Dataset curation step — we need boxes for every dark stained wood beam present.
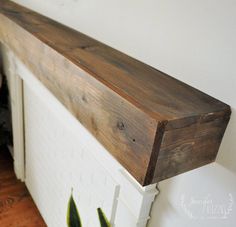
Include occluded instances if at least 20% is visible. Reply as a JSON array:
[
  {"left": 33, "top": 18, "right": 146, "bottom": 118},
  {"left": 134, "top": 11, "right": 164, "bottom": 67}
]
[{"left": 0, "top": 0, "right": 231, "bottom": 186}]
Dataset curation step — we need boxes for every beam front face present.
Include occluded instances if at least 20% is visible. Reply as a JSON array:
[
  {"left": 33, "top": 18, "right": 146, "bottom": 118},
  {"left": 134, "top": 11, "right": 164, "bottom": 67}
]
[{"left": 0, "top": 0, "right": 230, "bottom": 186}]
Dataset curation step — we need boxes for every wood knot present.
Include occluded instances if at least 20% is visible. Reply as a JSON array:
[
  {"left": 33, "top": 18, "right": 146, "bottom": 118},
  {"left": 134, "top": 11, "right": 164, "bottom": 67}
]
[
  {"left": 81, "top": 94, "right": 88, "bottom": 103},
  {"left": 117, "top": 121, "right": 125, "bottom": 130},
  {"left": 80, "top": 45, "right": 97, "bottom": 51}
]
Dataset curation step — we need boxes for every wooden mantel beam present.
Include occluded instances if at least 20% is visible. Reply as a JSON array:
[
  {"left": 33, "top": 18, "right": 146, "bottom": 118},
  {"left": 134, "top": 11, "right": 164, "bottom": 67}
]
[{"left": 0, "top": 0, "right": 231, "bottom": 186}]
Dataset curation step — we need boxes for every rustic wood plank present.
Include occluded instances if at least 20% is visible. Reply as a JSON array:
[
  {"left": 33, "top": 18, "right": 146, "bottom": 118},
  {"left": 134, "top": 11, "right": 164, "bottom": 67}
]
[{"left": 0, "top": 0, "right": 231, "bottom": 185}]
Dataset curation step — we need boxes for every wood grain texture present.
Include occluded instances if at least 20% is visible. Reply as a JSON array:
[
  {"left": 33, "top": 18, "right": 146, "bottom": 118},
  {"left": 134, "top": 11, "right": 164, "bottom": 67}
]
[
  {"left": 153, "top": 110, "right": 231, "bottom": 182},
  {"left": 0, "top": 147, "right": 46, "bottom": 226},
  {"left": 0, "top": 0, "right": 231, "bottom": 185}
]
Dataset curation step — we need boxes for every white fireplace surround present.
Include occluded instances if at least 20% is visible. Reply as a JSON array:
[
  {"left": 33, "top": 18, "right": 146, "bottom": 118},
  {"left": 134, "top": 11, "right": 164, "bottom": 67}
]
[{"left": 2, "top": 45, "right": 158, "bottom": 227}]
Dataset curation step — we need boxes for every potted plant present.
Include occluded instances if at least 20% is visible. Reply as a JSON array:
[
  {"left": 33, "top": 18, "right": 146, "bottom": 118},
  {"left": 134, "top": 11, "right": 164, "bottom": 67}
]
[{"left": 67, "top": 190, "right": 111, "bottom": 227}]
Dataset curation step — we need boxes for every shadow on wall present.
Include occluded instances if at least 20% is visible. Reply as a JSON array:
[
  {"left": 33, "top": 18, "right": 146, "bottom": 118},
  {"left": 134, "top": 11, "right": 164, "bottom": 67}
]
[{"left": 217, "top": 107, "right": 236, "bottom": 174}]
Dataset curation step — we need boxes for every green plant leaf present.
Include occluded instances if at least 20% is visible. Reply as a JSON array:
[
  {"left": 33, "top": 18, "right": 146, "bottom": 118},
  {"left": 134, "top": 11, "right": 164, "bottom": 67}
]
[
  {"left": 67, "top": 190, "right": 82, "bottom": 227},
  {"left": 97, "top": 208, "right": 111, "bottom": 227}
]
